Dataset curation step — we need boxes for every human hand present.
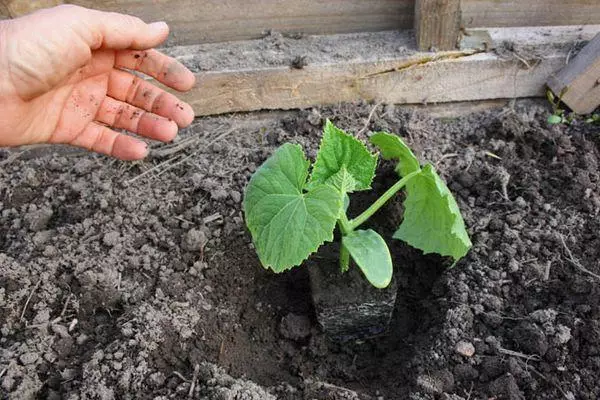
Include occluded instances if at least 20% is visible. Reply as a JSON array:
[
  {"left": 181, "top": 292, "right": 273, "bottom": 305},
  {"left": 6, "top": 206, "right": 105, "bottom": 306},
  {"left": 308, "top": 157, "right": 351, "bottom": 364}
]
[{"left": 0, "top": 5, "right": 196, "bottom": 160}]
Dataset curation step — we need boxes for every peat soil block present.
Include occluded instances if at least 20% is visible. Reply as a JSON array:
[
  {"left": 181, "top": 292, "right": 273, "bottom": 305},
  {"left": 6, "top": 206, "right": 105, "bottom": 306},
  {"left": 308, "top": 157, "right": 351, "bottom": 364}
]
[
  {"left": 1, "top": 100, "right": 599, "bottom": 399},
  {"left": 308, "top": 249, "right": 398, "bottom": 341}
]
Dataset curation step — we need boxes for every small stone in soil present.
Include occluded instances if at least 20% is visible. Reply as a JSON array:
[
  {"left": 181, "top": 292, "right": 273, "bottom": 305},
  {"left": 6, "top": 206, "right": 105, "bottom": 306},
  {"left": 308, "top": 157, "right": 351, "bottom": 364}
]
[
  {"left": 279, "top": 313, "right": 312, "bottom": 341},
  {"left": 455, "top": 341, "right": 475, "bottom": 357}
]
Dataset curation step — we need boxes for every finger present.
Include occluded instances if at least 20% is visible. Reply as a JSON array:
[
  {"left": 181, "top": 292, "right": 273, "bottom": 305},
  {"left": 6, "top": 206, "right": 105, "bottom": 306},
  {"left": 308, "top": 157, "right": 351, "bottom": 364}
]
[
  {"left": 107, "top": 69, "right": 194, "bottom": 128},
  {"left": 96, "top": 96, "right": 178, "bottom": 142},
  {"left": 70, "top": 121, "right": 149, "bottom": 161},
  {"left": 56, "top": 5, "right": 170, "bottom": 50},
  {"left": 115, "top": 49, "right": 196, "bottom": 92}
]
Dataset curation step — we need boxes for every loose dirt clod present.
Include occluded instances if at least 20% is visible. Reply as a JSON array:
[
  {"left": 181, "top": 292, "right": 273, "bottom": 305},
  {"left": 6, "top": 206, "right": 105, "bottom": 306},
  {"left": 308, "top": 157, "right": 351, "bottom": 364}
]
[{"left": 182, "top": 229, "right": 207, "bottom": 252}]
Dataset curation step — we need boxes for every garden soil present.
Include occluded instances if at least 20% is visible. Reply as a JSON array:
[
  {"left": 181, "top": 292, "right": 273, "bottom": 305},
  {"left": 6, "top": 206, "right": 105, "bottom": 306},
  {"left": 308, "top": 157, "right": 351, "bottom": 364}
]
[{"left": 1, "top": 99, "right": 599, "bottom": 400}]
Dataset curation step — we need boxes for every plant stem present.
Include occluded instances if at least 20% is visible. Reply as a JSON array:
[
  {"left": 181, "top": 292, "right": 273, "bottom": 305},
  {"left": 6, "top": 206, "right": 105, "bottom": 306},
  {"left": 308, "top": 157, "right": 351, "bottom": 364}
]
[
  {"left": 339, "top": 244, "right": 350, "bottom": 272},
  {"left": 337, "top": 213, "right": 352, "bottom": 271},
  {"left": 349, "top": 170, "right": 420, "bottom": 230},
  {"left": 338, "top": 213, "right": 352, "bottom": 235}
]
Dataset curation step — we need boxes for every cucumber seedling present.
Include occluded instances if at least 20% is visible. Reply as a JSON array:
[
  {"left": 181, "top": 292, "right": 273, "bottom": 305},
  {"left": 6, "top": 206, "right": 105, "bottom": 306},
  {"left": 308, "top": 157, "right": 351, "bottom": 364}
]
[{"left": 243, "top": 120, "right": 472, "bottom": 288}]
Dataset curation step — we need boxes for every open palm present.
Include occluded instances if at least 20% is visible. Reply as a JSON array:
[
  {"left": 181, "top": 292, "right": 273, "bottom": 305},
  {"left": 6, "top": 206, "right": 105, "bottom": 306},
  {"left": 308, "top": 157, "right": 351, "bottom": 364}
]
[{"left": 0, "top": 5, "right": 196, "bottom": 160}]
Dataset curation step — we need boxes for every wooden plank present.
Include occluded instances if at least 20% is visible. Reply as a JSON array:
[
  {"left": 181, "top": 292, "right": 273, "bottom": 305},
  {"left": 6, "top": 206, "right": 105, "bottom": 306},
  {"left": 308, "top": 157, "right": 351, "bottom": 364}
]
[
  {"left": 156, "top": 26, "right": 600, "bottom": 116},
  {"left": 0, "top": 1, "right": 10, "bottom": 19},
  {"left": 415, "top": 0, "right": 462, "bottom": 51},
  {"left": 70, "top": 0, "right": 414, "bottom": 46},
  {"left": 547, "top": 33, "right": 600, "bottom": 114},
  {"left": 463, "top": 0, "right": 600, "bottom": 28},
  {"left": 0, "top": 0, "right": 62, "bottom": 17},
  {"left": 3, "top": 0, "right": 600, "bottom": 44}
]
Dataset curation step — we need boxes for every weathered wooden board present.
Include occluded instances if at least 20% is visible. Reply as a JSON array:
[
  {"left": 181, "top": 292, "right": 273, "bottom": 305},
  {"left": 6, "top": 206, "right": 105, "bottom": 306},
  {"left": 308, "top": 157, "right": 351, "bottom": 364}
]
[
  {"left": 462, "top": 0, "right": 600, "bottom": 28},
  {"left": 547, "top": 33, "right": 600, "bottom": 114},
  {"left": 0, "top": 0, "right": 414, "bottom": 45},
  {"left": 159, "top": 26, "right": 600, "bottom": 116},
  {"left": 0, "top": 0, "right": 62, "bottom": 17},
  {"left": 2, "top": 1, "right": 599, "bottom": 45},
  {"left": 415, "top": 0, "right": 462, "bottom": 50},
  {"left": 179, "top": 53, "right": 558, "bottom": 116}
]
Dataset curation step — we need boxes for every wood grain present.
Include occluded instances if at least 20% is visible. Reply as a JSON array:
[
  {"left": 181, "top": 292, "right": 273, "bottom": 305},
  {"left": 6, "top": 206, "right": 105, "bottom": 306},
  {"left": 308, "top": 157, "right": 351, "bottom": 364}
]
[
  {"left": 415, "top": 0, "right": 462, "bottom": 50},
  {"left": 463, "top": 0, "right": 600, "bottom": 28},
  {"left": 71, "top": 0, "right": 414, "bottom": 46},
  {"left": 1, "top": 0, "right": 63, "bottom": 17},
  {"left": 547, "top": 33, "right": 600, "bottom": 114},
  {"left": 2, "top": 1, "right": 599, "bottom": 44}
]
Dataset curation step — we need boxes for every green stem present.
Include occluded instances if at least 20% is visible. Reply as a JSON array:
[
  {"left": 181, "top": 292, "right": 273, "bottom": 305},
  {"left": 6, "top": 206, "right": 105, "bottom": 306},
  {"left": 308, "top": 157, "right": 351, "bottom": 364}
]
[
  {"left": 338, "top": 213, "right": 352, "bottom": 271},
  {"left": 339, "top": 244, "right": 350, "bottom": 272},
  {"left": 338, "top": 213, "right": 352, "bottom": 235},
  {"left": 349, "top": 170, "right": 420, "bottom": 230}
]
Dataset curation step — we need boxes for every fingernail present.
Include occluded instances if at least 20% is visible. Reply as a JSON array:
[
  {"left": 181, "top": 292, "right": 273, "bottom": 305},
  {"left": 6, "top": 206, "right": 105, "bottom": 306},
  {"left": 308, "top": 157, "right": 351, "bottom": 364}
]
[{"left": 148, "top": 21, "right": 169, "bottom": 35}]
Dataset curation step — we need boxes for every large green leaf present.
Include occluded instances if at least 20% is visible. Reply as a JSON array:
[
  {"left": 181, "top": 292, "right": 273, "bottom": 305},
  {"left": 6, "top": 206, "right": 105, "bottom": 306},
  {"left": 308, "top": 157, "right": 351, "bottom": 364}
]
[
  {"left": 342, "top": 229, "right": 393, "bottom": 288},
  {"left": 244, "top": 144, "right": 342, "bottom": 272},
  {"left": 394, "top": 164, "right": 472, "bottom": 262},
  {"left": 370, "top": 132, "right": 420, "bottom": 177},
  {"left": 309, "top": 120, "right": 377, "bottom": 192}
]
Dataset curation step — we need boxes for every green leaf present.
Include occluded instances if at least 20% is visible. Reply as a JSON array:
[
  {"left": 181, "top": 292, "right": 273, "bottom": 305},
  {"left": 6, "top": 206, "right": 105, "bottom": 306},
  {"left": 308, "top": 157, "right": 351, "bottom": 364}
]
[
  {"left": 370, "top": 132, "right": 420, "bottom": 177},
  {"left": 394, "top": 164, "right": 472, "bottom": 262},
  {"left": 547, "top": 114, "right": 562, "bottom": 125},
  {"left": 309, "top": 120, "right": 377, "bottom": 192},
  {"left": 244, "top": 144, "right": 342, "bottom": 272},
  {"left": 342, "top": 229, "right": 393, "bottom": 288},
  {"left": 326, "top": 166, "right": 358, "bottom": 193}
]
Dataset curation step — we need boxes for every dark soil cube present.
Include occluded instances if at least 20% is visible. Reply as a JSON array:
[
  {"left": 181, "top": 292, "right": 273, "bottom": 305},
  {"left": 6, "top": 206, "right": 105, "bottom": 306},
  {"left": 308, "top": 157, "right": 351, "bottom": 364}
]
[{"left": 308, "top": 258, "right": 397, "bottom": 341}]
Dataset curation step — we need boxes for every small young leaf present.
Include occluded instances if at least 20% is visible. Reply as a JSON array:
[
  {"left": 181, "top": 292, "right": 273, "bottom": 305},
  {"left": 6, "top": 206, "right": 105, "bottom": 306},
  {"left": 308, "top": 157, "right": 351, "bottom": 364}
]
[
  {"left": 327, "top": 166, "right": 359, "bottom": 193},
  {"left": 244, "top": 144, "right": 342, "bottom": 272},
  {"left": 547, "top": 114, "right": 562, "bottom": 125},
  {"left": 394, "top": 164, "right": 472, "bottom": 262},
  {"left": 342, "top": 229, "right": 393, "bottom": 288},
  {"left": 309, "top": 120, "right": 377, "bottom": 192},
  {"left": 370, "top": 132, "right": 420, "bottom": 177}
]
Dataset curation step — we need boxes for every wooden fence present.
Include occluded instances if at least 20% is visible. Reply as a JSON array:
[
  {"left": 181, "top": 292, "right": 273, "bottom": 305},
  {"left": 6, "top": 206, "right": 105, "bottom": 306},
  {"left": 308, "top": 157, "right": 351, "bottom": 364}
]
[
  {"left": 2, "top": 0, "right": 599, "bottom": 46},
  {"left": 1, "top": 0, "right": 599, "bottom": 115}
]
